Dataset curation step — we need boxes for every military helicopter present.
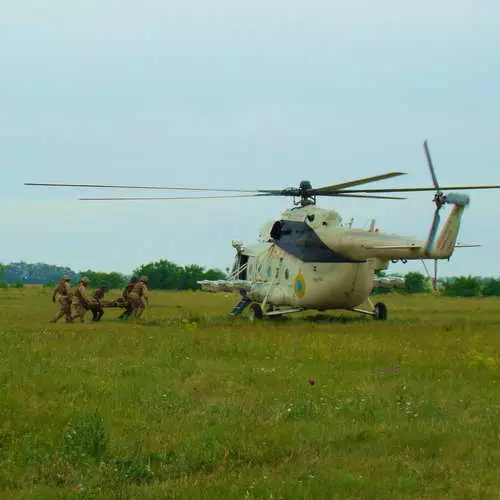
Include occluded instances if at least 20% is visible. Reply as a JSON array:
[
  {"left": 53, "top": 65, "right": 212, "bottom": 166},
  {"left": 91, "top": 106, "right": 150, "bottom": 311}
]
[{"left": 25, "top": 141, "right": 500, "bottom": 321}]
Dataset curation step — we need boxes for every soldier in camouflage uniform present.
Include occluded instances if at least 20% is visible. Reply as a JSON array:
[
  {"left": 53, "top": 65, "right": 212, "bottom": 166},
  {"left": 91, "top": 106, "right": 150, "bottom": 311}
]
[
  {"left": 118, "top": 276, "right": 137, "bottom": 320},
  {"left": 72, "top": 277, "right": 91, "bottom": 323},
  {"left": 50, "top": 275, "right": 74, "bottom": 323},
  {"left": 128, "top": 275, "right": 149, "bottom": 318},
  {"left": 89, "top": 285, "right": 109, "bottom": 322}
]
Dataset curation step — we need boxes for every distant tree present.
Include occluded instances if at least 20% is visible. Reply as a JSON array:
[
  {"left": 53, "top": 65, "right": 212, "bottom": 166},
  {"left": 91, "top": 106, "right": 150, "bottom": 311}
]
[
  {"left": 0, "top": 264, "right": 4, "bottom": 279},
  {"left": 79, "top": 270, "right": 126, "bottom": 289},
  {"left": 404, "top": 272, "right": 428, "bottom": 294},
  {"left": 444, "top": 276, "right": 481, "bottom": 297},
  {"left": 481, "top": 278, "right": 500, "bottom": 297},
  {"left": 180, "top": 264, "right": 206, "bottom": 290},
  {"left": 202, "top": 268, "right": 226, "bottom": 281},
  {"left": 134, "top": 259, "right": 226, "bottom": 290},
  {"left": 3, "top": 262, "right": 78, "bottom": 285},
  {"left": 134, "top": 260, "right": 184, "bottom": 290}
]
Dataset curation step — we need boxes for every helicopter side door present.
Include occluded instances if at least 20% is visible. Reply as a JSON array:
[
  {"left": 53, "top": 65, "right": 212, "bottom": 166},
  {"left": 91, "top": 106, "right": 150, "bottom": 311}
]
[{"left": 231, "top": 252, "right": 249, "bottom": 280}]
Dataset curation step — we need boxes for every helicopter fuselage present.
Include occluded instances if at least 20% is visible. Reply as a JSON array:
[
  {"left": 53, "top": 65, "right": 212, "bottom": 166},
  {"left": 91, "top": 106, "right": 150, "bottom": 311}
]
[{"left": 233, "top": 242, "right": 376, "bottom": 309}]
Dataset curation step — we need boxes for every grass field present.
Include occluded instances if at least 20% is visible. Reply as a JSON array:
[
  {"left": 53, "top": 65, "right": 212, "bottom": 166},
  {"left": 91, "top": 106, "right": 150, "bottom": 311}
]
[{"left": 1, "top": 288, "right": 499, "bottom": 499}]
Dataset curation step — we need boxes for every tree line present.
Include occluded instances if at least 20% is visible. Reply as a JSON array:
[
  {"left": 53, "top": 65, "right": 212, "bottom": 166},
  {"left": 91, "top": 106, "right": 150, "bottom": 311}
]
[
  {"left": 378, "top": 271, "right": 500, "bottom": 297},
  {"left": 2, "top": 262, "right": 500, "bottom": 296},
  {"left": 0, "top": 260, "right": 225, "bottom": 290}
]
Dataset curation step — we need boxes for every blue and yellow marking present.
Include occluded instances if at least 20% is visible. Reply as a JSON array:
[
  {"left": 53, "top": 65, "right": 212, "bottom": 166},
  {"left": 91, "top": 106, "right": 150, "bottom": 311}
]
[{"left": 294, "top": 273, "right": 307, "bottom": 298}]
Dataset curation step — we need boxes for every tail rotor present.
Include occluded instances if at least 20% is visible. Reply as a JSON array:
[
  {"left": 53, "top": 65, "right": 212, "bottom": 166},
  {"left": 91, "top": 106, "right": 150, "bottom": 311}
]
[{"left": 424, "top": 140, "right": 445, "bottom": 255}]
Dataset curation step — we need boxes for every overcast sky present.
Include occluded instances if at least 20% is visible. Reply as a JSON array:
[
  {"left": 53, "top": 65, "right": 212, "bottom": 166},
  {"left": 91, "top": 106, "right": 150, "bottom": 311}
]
[{"left": 1, "top": 0, "right": 499, "bottom": 278}]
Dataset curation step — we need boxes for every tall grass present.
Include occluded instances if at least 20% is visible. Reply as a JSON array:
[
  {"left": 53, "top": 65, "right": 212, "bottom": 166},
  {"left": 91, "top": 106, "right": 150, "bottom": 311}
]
[{"left": 0, "top": 288, "right": 499, "bottom": 498}]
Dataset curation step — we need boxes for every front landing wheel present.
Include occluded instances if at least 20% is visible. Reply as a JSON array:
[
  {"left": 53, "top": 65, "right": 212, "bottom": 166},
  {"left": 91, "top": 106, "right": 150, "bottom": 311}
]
[
  {"left": 248, "top": 303, "right": 263, "bottom": 321},
  {"left": 374, "top": 302, "right": 388, "bottom": 320}
]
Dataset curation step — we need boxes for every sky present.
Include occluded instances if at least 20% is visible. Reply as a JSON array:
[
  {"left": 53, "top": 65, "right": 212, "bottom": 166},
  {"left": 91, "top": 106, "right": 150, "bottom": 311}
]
[{"left": 1, "top": 0, "right": 499, "bottom": 278}]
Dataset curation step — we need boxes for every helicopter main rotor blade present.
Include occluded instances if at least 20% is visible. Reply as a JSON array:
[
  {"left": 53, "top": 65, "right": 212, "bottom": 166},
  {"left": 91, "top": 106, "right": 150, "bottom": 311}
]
[
  {"left": 423, "top": 140, "right": 440, "bottom": 191},
  {"left": 322, "top": 193, "right": 407, "bottom": 200},
  {"left": 24, "top": 182, "right": 261, "bottom": 193},
  {"left": 78, "top": 194, "right": 274, "bottom": 201},
  {"left": 335, "top": 185, "right": 500, "bottom": 194},
  {"left": 24, "top": 182, "right": 304, "bottom": 197},
  {"left": 312, "top": 172, "right": 407, "bottom": 194}
]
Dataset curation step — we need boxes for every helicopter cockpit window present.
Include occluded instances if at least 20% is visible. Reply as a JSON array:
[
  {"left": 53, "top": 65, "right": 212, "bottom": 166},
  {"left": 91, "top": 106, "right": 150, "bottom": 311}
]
[
  {"left": 270, "top": 221, "right": 282, "bottom": 240},
  {"left": 284, "top": 269, "right": 290, "bottom": 280}
]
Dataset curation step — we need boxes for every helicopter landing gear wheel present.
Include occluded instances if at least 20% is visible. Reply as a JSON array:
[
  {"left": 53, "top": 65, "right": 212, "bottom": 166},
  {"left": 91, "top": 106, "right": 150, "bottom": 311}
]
[
  {"left": 374, "top": 302, "right": 388, "bottom": 321},
  {"left": 248, "top": 303, "right": 263, "bottom": 321}
]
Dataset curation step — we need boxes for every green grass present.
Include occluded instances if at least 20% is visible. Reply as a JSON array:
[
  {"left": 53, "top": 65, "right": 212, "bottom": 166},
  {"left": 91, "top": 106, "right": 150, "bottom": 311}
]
[{"left": 0, "top": 288, "right": 499, "bottom": 498}]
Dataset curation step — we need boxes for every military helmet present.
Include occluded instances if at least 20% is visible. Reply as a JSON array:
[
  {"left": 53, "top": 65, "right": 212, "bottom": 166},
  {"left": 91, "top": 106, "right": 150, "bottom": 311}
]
[
  {"left": 139, "top": 275, "right": 148, "bottom": 282},
  {"left": 62, "top": 275, "right": 70, "bottom": 281},
  {"left": 81, "top": 277, "right": 90, "bottom": 284}
]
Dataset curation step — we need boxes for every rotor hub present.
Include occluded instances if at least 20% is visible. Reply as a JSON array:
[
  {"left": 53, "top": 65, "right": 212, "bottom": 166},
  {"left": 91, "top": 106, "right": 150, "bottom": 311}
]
[
  {"left": 433, "top": 192, "right": 446, "bottom": 209},
  {"left": 297, "top": 180, "right": 314, "bottom": 205}
]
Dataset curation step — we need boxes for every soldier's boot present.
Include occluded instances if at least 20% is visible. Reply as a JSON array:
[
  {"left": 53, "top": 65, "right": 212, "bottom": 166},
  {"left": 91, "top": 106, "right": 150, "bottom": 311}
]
[
  {"left": 91, "top": 309, "right": 103, "bottom": 322},
  {"left": 65, "top": 309, "right": 74, "bottom": 323},
  {"left": 50, "top": 312, "right": 64, "bottom": 323},
  {"left": 119, "top": 307, "right": 132, "bottom": 319}
]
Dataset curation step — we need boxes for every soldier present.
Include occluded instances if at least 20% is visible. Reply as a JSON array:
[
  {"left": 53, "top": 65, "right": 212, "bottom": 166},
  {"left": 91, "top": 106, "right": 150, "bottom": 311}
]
[
  {"left": 128, "top": 275, "right": 149, "bottom": 318},
  {"left": 118, "top": 276, "right": 137, "bottom": 320},
  {"left": 89, "top": 285, "right": 109, "bottom": 322},
  {"left": 72, "top": 277, "right": 91, "bottom": 323},
  {"left": 50, "top": 275, "right": 74, "bottom": 323}
]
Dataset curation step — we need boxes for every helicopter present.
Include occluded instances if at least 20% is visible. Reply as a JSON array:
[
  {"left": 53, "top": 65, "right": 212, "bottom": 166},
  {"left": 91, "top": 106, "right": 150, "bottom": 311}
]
[{"left": 25, "top": 140, "right": 500, "bottom": 321}]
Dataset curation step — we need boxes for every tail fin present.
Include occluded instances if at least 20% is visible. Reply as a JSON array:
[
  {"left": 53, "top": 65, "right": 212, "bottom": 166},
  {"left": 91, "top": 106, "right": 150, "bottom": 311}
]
[{"left": 429, "top": 194, "right": 469, "bottom": 258}]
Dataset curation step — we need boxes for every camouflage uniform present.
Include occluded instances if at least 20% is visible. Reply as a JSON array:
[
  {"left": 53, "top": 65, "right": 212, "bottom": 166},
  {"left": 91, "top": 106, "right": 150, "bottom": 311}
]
[
  {"left": 118, "top": 277, "right": 137, "bottom": 319},
  {"left": 128, "top": 276, "right": 149, "bottom": 318},
  {"left": 89, "top": 287, "right": 108, "bottom": 322},
  {"left": 50, "top": 275, "right": 73, "bottom": 323},
  {"left": 72, "top": 277, "right": 91, "bottom": 323}
]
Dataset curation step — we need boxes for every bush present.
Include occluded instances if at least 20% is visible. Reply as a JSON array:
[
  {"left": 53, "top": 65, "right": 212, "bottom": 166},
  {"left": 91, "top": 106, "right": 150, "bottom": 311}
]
[
  {"left": 62, "top": 410, "right": 108, "bottom": 461},
  {"left": 444, "top": 276, "right": 481, "bottom": 297},
  {"left": 404, "top": 272, "right": 428, "bottom": 294},
  {"left": 0, "top": 280, "right": 8, "bottom": 289},
  {"left": 481, "top": 278, "right": 500, "bottom": 297}
]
